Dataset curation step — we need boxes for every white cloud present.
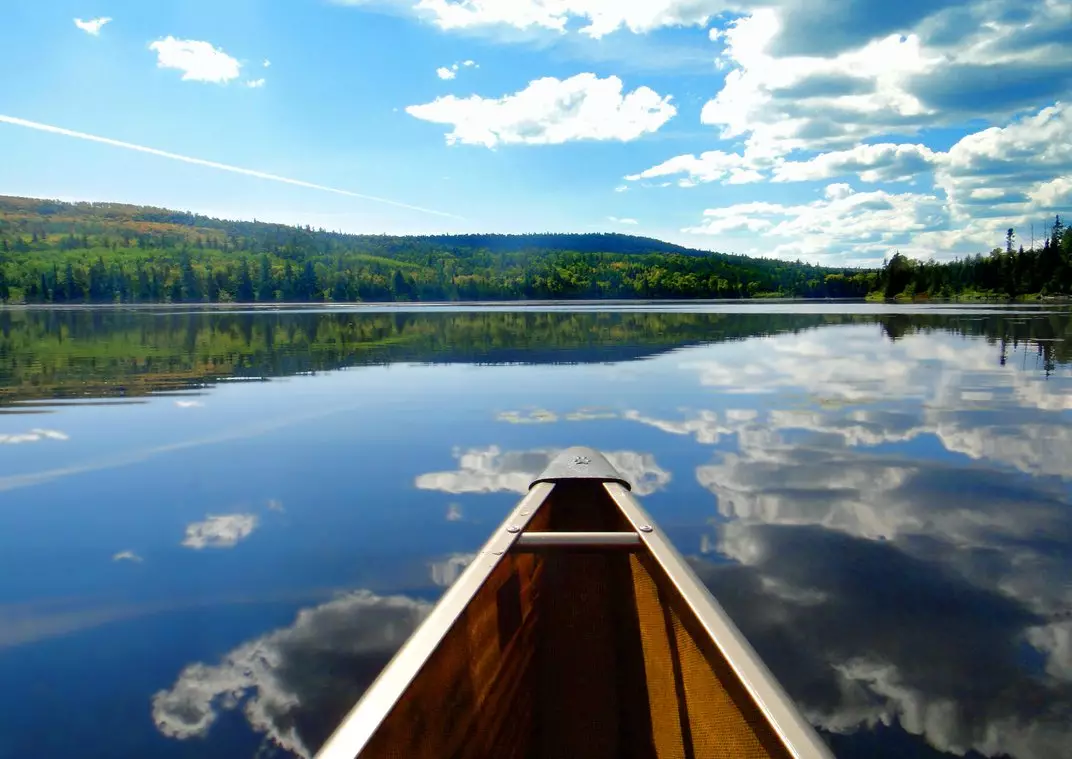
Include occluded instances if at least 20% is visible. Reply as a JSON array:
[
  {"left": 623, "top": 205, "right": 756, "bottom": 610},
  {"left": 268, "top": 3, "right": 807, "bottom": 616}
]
[
  {"left": 174, "top": 400, "right": 204, "bottom": 408},
  {"left": 153, "top": 589, "right": 431, "bottom": 758},
  {"left": 112, "top": 550, "right": 143, "bottom": 563},
  {"left": 413, "top": 0, "right": 726, "bottom": 39},
  {"left": 671, "top": 100, "right": 1069, "bottom": 259},
  {"left": 934, "top": 101, "right": 1072, "bottom": 240},
  {"left": 445, "top": 502, "right": 463, "bottom": 521},
  {"left": 149, "top": 37, "right": 242, "bottom": 84},
  {"left": 181, "top": 514, "right": 258, "bottom": 549},
  {"left": 415, "top": 445, "right": 671, "bottom": 496},
  {"left": 406, "top": 73, "right": 676, "bottom": 147},
  {"left": 683, "top": 186, "right": 947, "bottom": 264},
  {"left": 697, "top": 2, "right": 1072, "bottom": 162},
  {"left": 437, "top": 60, "right": 479, "bottom": 80},
  {"left": 620, "top": 1, "right": 1069, "bottom": 259},
  {"left": 626, "top": 148, "right": 767, "bottom": 186},
  {"left": 263, "top": 59, "right": 271, "bottom": 68},
  {"left": 608, "top": 215, "right": 639, "bottom": 225},
  {"left": 773, "top": 143, "right": 939, "bottom": 183},
  {"left": 74, "top": 17, "right": 111, "bottom": 36},
  {"left": 0, "top": 428, "right": 69, "bottom": 445},
  {"left": 245, "top": 78, "right": 266, "bottom": 89},
  {"left": 614, "top": 184, "right": 629, "bottom": 192}
]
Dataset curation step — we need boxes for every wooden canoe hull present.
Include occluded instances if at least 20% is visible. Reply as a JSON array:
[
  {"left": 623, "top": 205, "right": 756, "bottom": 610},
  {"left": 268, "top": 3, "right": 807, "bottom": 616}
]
[{"left": 317, "top": 449, "right": 833, "bottom": 759}]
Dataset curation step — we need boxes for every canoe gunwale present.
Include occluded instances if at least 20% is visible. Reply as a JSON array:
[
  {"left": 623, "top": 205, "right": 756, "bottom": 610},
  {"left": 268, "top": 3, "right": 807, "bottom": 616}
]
[
  {"left": 603, "top": 481, "right": 834, "bottom": 759},
  {"left": 314, "top": 446, "right": 834, "bottom": 759},
  {"left": 314, "top": 481, "right": 556, "bottom": 759}
]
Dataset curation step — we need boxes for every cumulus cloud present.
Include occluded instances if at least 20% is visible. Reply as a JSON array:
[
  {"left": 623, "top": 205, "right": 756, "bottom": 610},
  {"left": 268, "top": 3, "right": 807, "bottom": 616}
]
[
  {"left": 611, "top": 0, "right": 1070, "bottom": 259},
  {"left": 74, "top": 17, "right": 111, "bottom": 36},
  {"left": 0, "top": 428, "right": 69, "bottom": 445},
  {"left": 437, "top": 60, "right": 478, "bottom": 80},
  {"left": 153, "top": 590, "right": 431, "bottom": 758},
  {"left": 683, "top": 186, "right": 947, "bottom": 264},
  {"left": 608, "top": 216, "right": 639, "bottom": 225},
  {"left": 406, "top": 73, "right": 676, "bottom": 147},
  {"left": 413, "top": 0, "right": 726, "bottom": 39},
  {"left": 625, "top": 148, "right": 768, "bottom": 187},
  {"left": 773, "top": 143, "right": 939, "bottom": 183},
  {"left": 932, "top": 101, "right": 1072, "bottom": 243},
  {"left": 700, "top": 2, "right": 1071, "bottom": 158},
  {"left": 414, "top": 445, "right": 671, "bottom": 496},
  {"left": 245, "top": 78, "right": 266, "bottom": 88},
  {"left": 181, "top": 514, "right": 258, "bottom": 549},
  {"left": 673, "top": 101, "right": 1070, "bottom": 260},
  {"left": 149, "top": 37, "right": 242, "bottom": 84},
  {"left": 445, "top": 502, "right": 463, "bottom": 521}
]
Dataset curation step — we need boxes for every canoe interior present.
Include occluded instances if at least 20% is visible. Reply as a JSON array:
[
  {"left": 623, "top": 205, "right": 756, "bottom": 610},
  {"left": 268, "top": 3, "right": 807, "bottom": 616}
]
[{"left": 358, "top": 482, "right": 792, "bottom": 759}]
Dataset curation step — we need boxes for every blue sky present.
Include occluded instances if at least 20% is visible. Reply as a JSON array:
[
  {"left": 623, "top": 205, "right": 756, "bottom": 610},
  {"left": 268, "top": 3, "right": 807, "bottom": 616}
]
[{"left": 1, "top": 0, "right": 1069, "bottom": 266}]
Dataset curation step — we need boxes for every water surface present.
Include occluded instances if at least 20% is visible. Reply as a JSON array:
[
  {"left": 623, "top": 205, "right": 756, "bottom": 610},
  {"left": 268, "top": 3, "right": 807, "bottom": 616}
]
[{"left": 1, "top": 304, "right": 1070, "bottom": 759}]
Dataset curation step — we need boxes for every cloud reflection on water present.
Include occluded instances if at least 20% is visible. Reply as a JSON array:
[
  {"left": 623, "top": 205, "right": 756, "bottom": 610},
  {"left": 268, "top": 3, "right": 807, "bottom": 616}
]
[
  {"left": 152, "top": 590, "right": 431, "bottom": 758},
  {"left": 618, "top": 324, "right": 1072, "bottom": 757},
  {"left": 181, "top": 514, "right": 259, "bottom": 549},
  {"left": 414, "top": 445, "right": 671, "bottom": 496}
]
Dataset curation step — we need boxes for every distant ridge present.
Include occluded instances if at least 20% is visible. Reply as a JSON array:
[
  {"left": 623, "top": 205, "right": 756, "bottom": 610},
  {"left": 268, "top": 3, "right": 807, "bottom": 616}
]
[{"left": 0, "top": 195, "right": 704, "bottom": 256}]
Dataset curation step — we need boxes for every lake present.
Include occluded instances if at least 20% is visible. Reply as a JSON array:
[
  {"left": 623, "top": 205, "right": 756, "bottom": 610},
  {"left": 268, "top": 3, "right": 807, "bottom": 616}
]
[{"left": 1, "top": 303, "right": 1070, "bottom": 759}]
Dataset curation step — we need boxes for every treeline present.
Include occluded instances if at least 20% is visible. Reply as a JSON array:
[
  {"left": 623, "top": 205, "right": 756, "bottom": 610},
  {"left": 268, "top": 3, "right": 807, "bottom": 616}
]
[
  {"left": 1, "top": 196, "right": 1069, "bottom": 303},
  {"left": 0, "top": 195, "right": 873, "bottom": 302},
  {"left": 874, "top": 217, "right": 1072, "bottom": 298}
]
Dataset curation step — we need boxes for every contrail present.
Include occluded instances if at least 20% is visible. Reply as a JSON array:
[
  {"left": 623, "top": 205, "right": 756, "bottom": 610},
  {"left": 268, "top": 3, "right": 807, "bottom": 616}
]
[{"left": 0, "top": 114, "right": 464, "bottom": 220}]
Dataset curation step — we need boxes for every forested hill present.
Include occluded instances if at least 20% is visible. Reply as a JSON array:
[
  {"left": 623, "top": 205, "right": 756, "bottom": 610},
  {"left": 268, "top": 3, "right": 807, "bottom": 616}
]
[
  {"left": 0, "top": 195, "right": 1069, "bottom": 303},
  {"left": 0, "top": 194, "right": 874, "bottom": 303}
]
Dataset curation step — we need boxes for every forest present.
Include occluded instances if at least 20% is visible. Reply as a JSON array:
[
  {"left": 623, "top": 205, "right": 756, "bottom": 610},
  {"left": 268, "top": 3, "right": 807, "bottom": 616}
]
[{"left": 0, "top": 195, "right": 1069, "bottom": 303}]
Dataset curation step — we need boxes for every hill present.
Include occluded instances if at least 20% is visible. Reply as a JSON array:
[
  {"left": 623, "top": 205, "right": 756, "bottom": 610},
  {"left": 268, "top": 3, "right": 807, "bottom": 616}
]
[
  {"left": 0, "top": 195, "right": 1068, "bottom": 303},
  {"left": 0, "top": 195, "right": 874, "bottom": 303}
]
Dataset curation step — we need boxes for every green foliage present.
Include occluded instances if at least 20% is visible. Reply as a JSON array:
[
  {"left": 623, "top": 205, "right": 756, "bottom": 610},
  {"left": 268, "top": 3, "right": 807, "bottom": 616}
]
[
  {"left": 873, "top": 217, "right": 1072, "bottom": 299},
  {"left": 0, "top": 196, "right": 872, "bottom": 303},
  {"left": 2, "top": 197, "right": 1067, "bottom": 303}
]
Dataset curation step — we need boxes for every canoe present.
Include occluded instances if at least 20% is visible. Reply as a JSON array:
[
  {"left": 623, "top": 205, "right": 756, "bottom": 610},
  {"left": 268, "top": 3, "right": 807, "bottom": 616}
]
[{"left": 317, "top": 447, "right": 833, "bottom": 759}]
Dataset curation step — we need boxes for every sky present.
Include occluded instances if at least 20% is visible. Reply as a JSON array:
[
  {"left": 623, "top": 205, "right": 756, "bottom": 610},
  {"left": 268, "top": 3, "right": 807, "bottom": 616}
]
[{"left": 0, "top": 0, "right": 1070, "bottom": 267}]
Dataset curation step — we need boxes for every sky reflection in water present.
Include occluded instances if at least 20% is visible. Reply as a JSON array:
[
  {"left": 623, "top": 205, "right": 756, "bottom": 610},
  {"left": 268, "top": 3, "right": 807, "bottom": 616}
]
[{"left": 0, "top": 306, "right": 1069, "bottom": 759}]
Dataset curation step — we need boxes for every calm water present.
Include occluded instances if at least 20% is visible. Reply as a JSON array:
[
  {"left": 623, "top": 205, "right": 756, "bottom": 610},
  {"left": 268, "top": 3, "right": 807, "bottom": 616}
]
[{"left": 1, "top": 304, "right": 1071, "bottom": 759}]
